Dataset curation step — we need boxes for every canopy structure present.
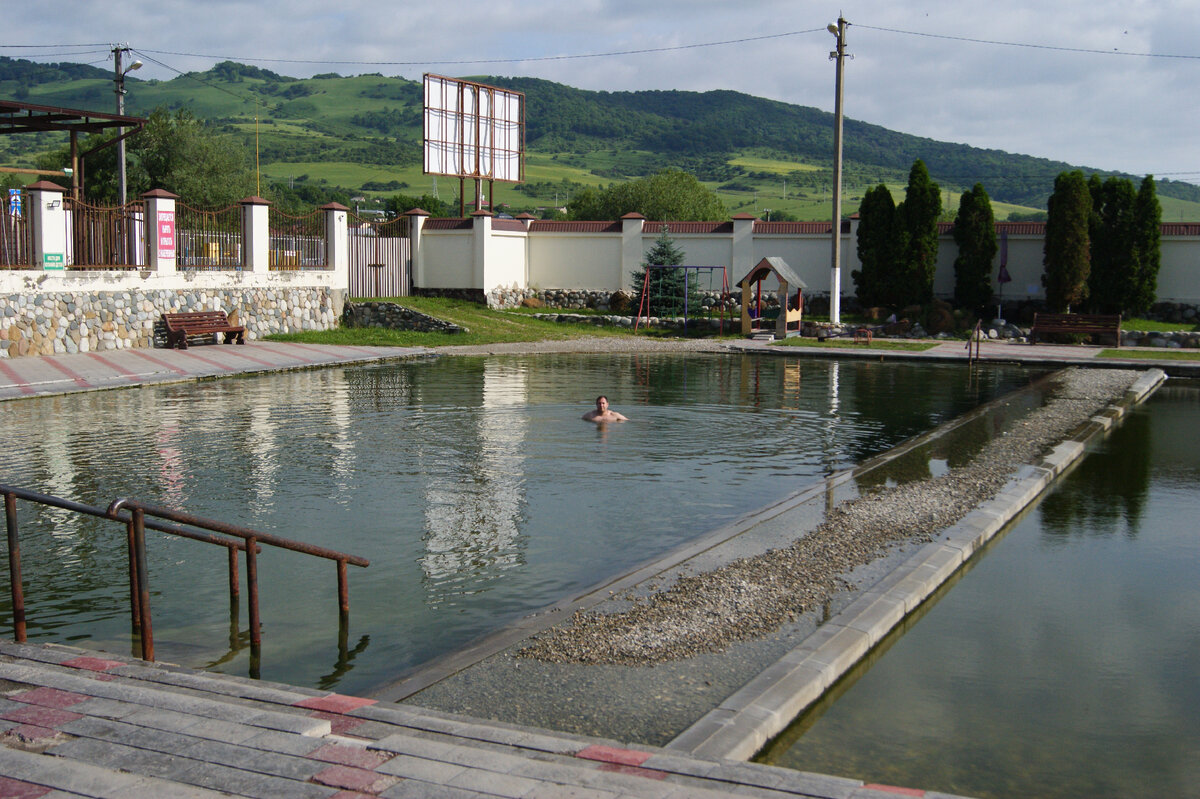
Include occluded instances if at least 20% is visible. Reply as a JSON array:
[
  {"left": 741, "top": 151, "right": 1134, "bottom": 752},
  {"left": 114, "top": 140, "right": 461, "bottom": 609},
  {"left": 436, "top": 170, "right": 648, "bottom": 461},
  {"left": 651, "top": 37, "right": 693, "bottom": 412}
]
[
  {"left": 738, "top": 256, "right": 807, "bottom": 338},
  {"left": 0, "top": 100, "right": 146, "bottom": 199}
]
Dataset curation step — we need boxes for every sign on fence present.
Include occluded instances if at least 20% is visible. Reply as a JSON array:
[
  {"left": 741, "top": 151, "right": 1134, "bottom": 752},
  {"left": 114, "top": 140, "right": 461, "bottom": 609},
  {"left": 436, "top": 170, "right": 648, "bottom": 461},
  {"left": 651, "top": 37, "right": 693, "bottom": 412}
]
[
  {"left": 42, "top": 253, "right": 64, "bottom": 270},
  {"left": 6, "top": 189, "right": 19, "bottom": 218},
  {"left": 157, "top": 210, "right": 175, "bottom": 259}
]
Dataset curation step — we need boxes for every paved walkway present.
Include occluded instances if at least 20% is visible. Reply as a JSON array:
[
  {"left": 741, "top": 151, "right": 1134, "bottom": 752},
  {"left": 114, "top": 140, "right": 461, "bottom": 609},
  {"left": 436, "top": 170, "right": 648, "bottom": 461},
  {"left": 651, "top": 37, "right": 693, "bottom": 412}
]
[
  {"left": 0, "top": 341, "right": 433, "bottom": 402},
  {"left": 0, "top": 640, "right": 939, "bottom": 798}
]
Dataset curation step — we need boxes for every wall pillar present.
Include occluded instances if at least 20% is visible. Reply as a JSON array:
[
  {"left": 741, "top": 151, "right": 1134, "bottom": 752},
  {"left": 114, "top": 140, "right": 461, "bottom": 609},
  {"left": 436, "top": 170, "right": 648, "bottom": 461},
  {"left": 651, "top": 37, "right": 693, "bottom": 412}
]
[
  {"left": 241, "top": 196, "right": 271, "bottom": 273},
  {"left": 472, "top": 209, "right": 493, "bottom": 293},
  {"left": 143, "top": 189, "right": 178, "bottom": 275},
  {"left": 731, "top": 213, "right": 756, "bottom": 287},
  {"left": 620, "top": 213, "right": 646, "bottom": 291},
  {"left": 406, "top": 208, "right": 430, "bottom": 290},
  {"left": 322, "top": 202, "right": 349, "bottom": 288},
  {"left": 26, "top": 181, "right": 67, "bottom": 270}
]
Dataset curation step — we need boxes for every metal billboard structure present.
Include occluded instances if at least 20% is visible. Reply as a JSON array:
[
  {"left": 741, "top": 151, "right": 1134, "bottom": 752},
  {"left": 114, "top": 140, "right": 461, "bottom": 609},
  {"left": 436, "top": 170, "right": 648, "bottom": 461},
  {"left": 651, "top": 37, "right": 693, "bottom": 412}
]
[{"left": 423, "top": 74, "right": 525, "bottom": 215}]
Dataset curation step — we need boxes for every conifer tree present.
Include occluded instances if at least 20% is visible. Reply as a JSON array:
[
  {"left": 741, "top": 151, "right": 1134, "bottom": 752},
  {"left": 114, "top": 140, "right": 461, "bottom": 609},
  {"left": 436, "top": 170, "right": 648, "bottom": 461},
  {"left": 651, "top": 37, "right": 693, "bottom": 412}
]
[
  {"left": 1043, "top": 170, "right": 1092, "bottom": 311},
  {"left": 631, "top": 227, "right": 696, "bottom": 317},
  {"left": 1087, "top": 176, "right": 1136, "bottom": 314},
  {"left": 897, "top": 159, "right": 941, "bottom": 306},
  {"left": 853, "top": 184, "right": 899, "bottom": 308},
  {"left": 951, "top": 183, "right": 997, "bottom": 313},
  {"left": 1130, "top": 175, "right": 1162, "bottom": 316}
]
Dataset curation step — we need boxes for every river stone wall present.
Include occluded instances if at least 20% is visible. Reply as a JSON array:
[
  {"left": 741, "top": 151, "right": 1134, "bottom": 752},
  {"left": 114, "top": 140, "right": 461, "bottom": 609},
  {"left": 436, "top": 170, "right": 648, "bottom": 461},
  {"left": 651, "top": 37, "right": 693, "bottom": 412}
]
[
  {"left": 0, "top": 288, "right": 342, "bottom": 358},
  {"left": 342, "top": 301, "right": 464, "bottom": 333}
]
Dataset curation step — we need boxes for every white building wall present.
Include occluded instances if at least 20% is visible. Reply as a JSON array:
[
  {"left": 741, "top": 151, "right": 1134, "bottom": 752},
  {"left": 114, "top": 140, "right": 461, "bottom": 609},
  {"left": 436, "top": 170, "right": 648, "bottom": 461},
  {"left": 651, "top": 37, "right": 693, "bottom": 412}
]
[
  {"left": 484, "top": 231, "right": 528, "bottom": 292},
  {"left": 528, "top": 234, "right": 622, "bottom": 289},
  {"left": 419, "top": 231, "right": 473, "bottom": 289},
  {"left": 1158, "top": 236, "right": 1200, "bottom": 302}
]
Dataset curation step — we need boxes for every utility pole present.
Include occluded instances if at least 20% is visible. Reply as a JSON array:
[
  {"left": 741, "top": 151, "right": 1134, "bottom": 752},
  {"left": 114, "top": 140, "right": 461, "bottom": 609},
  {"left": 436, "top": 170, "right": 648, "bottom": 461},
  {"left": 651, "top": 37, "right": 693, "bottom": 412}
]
[
  {"left": 112, "top": 44, "right": 141, "bottom": 206},
  {"left": 827, "top": 17, "right": 849, "bottom": 324}
]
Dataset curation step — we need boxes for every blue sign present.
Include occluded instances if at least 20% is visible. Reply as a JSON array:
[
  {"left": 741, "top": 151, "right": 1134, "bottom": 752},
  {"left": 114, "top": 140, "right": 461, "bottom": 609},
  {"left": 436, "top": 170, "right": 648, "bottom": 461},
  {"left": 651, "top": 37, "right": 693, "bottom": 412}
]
[{"left": 7, "top": 189, "right": 20, "bottom": 218}]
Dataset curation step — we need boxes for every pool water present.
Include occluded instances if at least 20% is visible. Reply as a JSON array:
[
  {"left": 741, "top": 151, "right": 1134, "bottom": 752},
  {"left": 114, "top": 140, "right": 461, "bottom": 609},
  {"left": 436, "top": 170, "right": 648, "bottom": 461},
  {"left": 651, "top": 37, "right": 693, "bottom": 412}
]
[
  {"left": 1, "top": 353, "right": 1040, "bottom": 694},
  {"left": 757, "top": 380, "right": 1200, "bottom": 799}
]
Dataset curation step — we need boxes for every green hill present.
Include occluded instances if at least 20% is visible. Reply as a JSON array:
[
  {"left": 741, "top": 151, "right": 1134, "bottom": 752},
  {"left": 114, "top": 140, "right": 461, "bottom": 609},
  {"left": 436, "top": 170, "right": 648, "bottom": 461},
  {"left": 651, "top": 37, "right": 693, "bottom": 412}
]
[{"left": 3, "top": 56, "right": 1199, "bottom": 220}]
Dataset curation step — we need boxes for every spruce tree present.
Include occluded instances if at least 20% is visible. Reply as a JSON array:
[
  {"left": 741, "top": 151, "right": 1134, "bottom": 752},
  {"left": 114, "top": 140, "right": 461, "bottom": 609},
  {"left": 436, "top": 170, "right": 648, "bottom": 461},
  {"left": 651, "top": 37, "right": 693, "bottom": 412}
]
[
  {"left": 951, "top": 183, "right": 997, "bottom": 313},
  {"left": 631, "top": 227, "right": 695, "bottom": 317},
  {"left": 1043, "top": 171, "right": 1092, "bottom": 312}
]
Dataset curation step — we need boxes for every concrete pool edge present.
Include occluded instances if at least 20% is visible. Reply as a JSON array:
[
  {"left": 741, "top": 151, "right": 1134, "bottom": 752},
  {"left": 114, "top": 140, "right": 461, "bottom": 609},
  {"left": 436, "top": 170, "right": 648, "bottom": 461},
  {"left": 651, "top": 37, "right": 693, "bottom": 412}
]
[{"left": 664, "top": 367, "right": 1169, "bottom": 762}]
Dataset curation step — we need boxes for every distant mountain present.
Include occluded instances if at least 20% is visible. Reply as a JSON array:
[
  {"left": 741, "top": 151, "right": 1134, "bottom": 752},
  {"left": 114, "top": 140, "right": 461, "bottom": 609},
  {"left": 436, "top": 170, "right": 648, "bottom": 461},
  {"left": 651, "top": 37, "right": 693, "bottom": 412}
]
[{"left": 3, "top": 56, "right": 1199, "bottom": 212}]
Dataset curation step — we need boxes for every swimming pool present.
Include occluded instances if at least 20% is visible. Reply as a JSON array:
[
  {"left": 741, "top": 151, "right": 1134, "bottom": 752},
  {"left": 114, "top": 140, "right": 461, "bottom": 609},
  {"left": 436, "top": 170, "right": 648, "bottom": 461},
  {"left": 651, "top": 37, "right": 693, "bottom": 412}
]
[{"left": 0, "top": 353, "right": 1041, "bottom": 694}]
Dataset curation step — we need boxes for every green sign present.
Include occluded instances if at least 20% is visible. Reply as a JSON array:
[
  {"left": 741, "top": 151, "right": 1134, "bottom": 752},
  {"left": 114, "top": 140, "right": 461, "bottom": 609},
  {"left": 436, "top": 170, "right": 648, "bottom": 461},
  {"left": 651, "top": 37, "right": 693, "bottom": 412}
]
[{"left": 43, "top": 253, "right": 65, "bottom": 270}]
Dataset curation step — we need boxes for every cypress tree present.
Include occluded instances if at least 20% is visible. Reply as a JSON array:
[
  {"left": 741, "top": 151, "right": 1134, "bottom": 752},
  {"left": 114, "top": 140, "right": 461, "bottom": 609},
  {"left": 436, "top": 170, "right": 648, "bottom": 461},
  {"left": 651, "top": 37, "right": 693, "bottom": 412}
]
[
  {"left": 898, "top": 160, "right": 941, "bottom": 306},
  {"left": 951, "top": 183, "right": 998, "bottom": 313},
  {"left": 1130, "top": 175, "right": 1162, "bottom": 316},
  {"left": 1043, "top": 171, "right": 1092, "bottom": 312},
  {"left": 853, "top": 184, "right": 899, "bottom": 308},
  {"left": 1088, "top": 176, "right": 1137, "bottom": 314}
]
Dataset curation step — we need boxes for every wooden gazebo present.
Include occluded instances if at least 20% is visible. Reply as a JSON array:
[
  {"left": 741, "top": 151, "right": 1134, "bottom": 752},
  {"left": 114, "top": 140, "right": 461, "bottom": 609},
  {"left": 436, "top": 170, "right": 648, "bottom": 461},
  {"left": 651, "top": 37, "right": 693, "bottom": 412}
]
[{"left": 738, "top": 256, "right": 806, "bottom": 338}]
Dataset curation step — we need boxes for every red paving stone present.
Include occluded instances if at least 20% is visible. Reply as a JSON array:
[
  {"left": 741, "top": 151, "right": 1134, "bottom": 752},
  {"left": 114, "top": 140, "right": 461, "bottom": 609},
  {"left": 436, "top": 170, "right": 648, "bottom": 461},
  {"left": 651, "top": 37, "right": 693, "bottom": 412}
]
[
  {"left": 309, "top": 709, "right": 366, "bottom": 736},
  {"left": 306, "top": 742, "right": 394, "bottom": 770},
  {"left": 576, "top": 744, "right": 653, "bottom": 767},
  {"left": 11, "top": 687, "right": 89, "bottom": 709},
  {"left": 0, "top": 776, "right": 53, "bottom": 798},
  {"left": 61, "top": 656, "right": 125, "bottom": 672},
  {"left": 0, "top": 706, "right": 83, "bottom": 728},
  {"left": 864, "top": 785, "right": 926, "bottom": 797},
  {"left": 293, "top": 693, "right": 376, "bottom": 713},
  {"left": 4, "top": 724, "right": 59, "bottom": 743},
  {"left": 310, "top": 764, "right": 398, "bottom": 794}
]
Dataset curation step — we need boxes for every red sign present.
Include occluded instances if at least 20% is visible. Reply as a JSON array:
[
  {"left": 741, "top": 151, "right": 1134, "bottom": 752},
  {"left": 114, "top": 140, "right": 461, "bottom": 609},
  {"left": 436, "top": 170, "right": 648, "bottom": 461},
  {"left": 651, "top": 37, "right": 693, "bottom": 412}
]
[{"left": 157, "top": 210, "right": 176, "bottom": 259}]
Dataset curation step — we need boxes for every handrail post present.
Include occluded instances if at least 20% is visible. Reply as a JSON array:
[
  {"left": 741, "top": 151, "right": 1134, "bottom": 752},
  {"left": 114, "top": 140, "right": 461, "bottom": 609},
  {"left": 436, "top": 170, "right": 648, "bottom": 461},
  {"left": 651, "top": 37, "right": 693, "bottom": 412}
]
[
  {"left": 245, "top": 536, "right": 261, "bottom": 647},
  {"left": 5, "top": 492, "right": 27, "bottom": 643},
  {"left": 132, "top": 508, "right": 154, "bottom": 661},
  {"left": 126, "top": 517, "right": 141, "bottom": 632},
  {"left": 337, "top": 559, "right": 349, "bottom": 613},
  {"left": 227, "top": 545, "right": 240, "bottom": 600}
]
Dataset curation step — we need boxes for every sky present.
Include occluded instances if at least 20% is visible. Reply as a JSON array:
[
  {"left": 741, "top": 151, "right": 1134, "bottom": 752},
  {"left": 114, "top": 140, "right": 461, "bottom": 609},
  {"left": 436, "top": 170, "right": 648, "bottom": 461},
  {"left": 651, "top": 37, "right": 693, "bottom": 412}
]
[{"left": 5, "top": 0, "right": 1199, "bottom": 184}]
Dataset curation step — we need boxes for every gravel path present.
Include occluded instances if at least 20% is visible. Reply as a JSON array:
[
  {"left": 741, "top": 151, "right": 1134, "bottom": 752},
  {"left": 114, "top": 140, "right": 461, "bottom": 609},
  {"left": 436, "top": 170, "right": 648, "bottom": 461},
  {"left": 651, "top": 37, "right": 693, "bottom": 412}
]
[
  {"left": 520, "top": 367, "right": 1141, "bottom": 666},
  {"left": 432, "top": 335, "right": 729, "bottom": 357}
]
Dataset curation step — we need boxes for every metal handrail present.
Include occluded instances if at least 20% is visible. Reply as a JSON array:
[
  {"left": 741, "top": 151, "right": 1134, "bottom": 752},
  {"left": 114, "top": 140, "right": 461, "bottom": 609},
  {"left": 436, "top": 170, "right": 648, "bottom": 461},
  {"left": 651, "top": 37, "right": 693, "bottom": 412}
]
[
  {"left": 966, "top": 320, "right": 983, "bottom": 363},
  {"left": 2, "top": 484, "right": 368, "bottom": 664}
]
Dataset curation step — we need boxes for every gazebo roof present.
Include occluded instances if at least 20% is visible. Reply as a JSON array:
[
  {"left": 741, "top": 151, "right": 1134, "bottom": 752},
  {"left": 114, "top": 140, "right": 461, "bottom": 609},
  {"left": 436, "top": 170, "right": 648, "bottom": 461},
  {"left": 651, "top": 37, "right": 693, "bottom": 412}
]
[
  {"left": 0, "top": 100, "right": 145, "bottom": 136},
  {"left": 737, "top": 256, "right": 807, "bottom": 289}
]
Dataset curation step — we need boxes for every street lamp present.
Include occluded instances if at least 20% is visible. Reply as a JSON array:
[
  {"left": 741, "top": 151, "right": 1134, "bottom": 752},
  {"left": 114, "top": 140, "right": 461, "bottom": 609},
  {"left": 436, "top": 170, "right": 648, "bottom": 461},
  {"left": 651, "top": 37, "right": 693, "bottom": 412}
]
[
  {"left": 827, "top": 17, "right": 849, "bottom": 325},
  {"left": 112, "top": 45, "right": 142, "bottom": 206}
]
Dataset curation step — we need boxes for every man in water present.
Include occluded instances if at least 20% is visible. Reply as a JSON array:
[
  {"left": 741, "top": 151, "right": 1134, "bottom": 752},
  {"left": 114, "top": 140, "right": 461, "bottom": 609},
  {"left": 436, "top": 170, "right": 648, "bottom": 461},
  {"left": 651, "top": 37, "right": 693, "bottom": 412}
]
[{"left": 582, "top": 395, "right": 628, "bottom": 423}]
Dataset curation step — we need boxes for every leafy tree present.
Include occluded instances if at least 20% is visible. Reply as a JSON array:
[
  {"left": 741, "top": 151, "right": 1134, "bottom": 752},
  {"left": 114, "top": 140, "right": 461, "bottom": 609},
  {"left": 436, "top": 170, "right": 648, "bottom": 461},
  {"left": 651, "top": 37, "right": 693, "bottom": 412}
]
[
  {"left": 952, "top": 183, "right": 998, "bottom": 313},
  {"left": 897, "top": 159, "right": 941, "bottom": 306},
  {"left": 1087, "top": 176, "right": 1136, "bottom": 314},
  {"left": 631, "top": 227, "right": 699, "bottom": 317},
  {"left": 1130, "top": 175, "right": 1162, "bottom": 315},
  {"left": 852, "top": 184, "right": 899, "bottom": 307},
  {"left": 1043, "top": 170, "right": 1092, "bottom": 311},
  {"left": 384, "top": 192, "right": 457, "bottom": 219},
  {"left": 567, "top": 168, "right": 726, "bottom": 221},
  {"left": 39, "top": 107, "right": 255, "bottom": 206}
]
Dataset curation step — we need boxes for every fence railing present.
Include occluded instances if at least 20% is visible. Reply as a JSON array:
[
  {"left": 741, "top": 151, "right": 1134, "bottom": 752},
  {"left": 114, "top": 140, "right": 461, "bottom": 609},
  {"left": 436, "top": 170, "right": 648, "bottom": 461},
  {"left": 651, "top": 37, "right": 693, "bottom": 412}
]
[
  {"left": 269, "top": 208, "right": 326, "bottom": 269},
  {"left": 177, "top": 203, "right": 243, "bottom": 270},
  {"left": 2, "top": 483, "right": 368, "bottom": 669},
  {"left": 1, "top": 192, "right": 33, "bottom": 268},
  {"left": 67, "top": 199, "right": 146, "bottom": 268}
]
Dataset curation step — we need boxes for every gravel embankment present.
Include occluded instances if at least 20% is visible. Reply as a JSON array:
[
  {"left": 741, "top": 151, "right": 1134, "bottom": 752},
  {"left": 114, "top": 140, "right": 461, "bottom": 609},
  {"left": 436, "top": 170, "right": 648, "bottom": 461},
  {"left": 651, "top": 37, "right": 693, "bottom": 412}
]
[
  {"left": 432, "top": 335, "right": 729, "bottom": 357},
  {"left": 520, "top": 367, "right": 1141, "bottom": 666}
]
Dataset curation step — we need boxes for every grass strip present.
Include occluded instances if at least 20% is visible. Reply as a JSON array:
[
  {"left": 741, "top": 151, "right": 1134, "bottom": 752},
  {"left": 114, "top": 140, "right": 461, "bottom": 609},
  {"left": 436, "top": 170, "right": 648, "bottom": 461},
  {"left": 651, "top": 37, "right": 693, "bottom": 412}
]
[
  {"left": 771, "top": 337, "right": 939, "bottom": 352},
  {"left": 1098, "top": 348, "right": 1200, "bottom": 361}
]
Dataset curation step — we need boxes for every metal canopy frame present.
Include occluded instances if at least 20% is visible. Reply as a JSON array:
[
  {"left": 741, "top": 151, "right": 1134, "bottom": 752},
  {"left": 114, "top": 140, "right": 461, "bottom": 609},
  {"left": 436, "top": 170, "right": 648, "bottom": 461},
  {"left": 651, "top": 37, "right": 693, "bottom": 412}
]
[{"left": 0, "top": 100, "right": 147, "bottom": 200}]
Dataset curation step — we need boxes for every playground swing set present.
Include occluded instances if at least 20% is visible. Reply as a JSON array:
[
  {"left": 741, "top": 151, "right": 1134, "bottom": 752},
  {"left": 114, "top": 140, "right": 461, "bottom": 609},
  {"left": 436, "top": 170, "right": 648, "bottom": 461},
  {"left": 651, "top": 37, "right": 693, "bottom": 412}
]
[{"left": 633, "top": 264, "right": 731, "bottom": 333}]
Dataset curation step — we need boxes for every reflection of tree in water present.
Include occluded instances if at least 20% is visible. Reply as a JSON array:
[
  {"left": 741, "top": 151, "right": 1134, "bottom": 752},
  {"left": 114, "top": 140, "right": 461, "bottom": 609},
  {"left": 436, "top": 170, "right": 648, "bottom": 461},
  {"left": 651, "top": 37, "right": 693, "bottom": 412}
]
[{"left": 1039, "top": 409, "right": 1151, "bottom": 542}]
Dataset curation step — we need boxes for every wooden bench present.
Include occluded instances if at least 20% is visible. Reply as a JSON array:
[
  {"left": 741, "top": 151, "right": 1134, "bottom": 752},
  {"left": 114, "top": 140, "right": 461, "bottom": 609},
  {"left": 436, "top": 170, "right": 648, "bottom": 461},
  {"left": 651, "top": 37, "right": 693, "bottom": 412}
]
[
  {"left": 161, "top": 310, "right": 246, "bottom": 349},
  {"left": 1031, "top": 312, "right": 1121, "bottom": 347}
]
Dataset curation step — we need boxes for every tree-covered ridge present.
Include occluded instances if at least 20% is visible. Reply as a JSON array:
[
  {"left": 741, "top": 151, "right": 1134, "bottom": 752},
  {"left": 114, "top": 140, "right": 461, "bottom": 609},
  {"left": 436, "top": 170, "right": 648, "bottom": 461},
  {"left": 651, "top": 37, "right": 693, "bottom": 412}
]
[{"left": 3, "top": 57, "right": 1198, "bottom": 211}]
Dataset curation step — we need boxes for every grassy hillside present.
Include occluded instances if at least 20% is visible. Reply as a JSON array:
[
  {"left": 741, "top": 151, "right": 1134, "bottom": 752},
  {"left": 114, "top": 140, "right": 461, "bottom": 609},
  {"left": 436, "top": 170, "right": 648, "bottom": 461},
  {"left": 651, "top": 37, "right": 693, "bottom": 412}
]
[{"left": 3, "top": 57, "right": 1199, "bottom": 220}]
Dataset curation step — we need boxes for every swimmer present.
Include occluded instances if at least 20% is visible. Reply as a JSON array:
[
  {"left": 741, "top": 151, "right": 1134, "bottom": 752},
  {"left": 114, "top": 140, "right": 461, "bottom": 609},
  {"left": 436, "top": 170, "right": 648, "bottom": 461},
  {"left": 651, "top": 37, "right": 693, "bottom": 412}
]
[{"left": 582, "top": 395, "right": 628, "bottom": 423}]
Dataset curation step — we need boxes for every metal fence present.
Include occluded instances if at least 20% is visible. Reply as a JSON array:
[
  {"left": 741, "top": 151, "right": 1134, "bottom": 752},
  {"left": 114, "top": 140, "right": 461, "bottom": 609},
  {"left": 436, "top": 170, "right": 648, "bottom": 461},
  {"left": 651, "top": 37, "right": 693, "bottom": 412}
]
[
  {"left": 66, "top": 199, "right": 145, "bottom": 268},
  {"left": 349, "top": 214, "right": 411, "bottom": 297},
  {"left": 1, "top": 190, "right": 32, "bottom": 268},
  {"left": 177, "top": 203, "right": 243, "bottom": 270},
  {"left": 269, "top": 207, "right": 326, "bottom": 270}
]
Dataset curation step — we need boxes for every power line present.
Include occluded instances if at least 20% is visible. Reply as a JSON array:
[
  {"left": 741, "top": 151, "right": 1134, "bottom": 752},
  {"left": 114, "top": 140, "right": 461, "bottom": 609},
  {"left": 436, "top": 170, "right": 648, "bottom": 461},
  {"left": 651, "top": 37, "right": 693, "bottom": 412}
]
[
  {"left": 853, "top": 23, "right": 1200, "bottom": 60},
  {"left": 135, "top": 29, "right": 826, "bottom": 68}
]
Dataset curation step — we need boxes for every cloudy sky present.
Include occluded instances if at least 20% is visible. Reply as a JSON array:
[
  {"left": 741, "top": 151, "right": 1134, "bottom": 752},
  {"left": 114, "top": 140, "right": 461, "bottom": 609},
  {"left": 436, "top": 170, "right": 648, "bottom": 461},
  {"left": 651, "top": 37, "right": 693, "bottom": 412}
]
[{"left": 5, "top": 0, "right": 1198, "bottom": 183}]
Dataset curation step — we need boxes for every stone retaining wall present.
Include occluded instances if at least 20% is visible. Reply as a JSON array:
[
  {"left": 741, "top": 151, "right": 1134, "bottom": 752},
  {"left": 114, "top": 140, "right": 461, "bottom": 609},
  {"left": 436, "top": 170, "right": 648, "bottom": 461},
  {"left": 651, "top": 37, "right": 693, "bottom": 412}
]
[
  {"left": 342, "top": 301, "right": 464, "bottom": 333},
  {"left": 0, "top": 288, "right": 342, "bottom": 357}
]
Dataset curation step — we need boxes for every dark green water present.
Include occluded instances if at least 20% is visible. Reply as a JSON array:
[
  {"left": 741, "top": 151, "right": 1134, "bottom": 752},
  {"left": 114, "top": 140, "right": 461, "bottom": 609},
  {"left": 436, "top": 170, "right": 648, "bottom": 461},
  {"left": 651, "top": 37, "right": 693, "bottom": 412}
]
[
  {"left": 758, "top": 381, "right": 1200, "bottom": 799},
  {"left": 1, "top": 353, "right": 1039, "bottom": 694}
]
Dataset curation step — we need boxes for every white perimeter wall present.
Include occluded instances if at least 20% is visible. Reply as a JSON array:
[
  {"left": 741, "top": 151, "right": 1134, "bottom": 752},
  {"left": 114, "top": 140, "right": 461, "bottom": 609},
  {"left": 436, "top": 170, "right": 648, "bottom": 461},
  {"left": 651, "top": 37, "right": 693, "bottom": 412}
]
[{"left": 529, "top": 234, "right": 623, "bottom": 290}]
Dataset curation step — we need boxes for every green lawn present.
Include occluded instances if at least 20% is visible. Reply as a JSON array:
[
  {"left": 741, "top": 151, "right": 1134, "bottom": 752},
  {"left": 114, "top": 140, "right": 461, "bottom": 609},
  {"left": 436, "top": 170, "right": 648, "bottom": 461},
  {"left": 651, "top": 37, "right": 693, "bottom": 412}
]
[
  {"left": 1098, "top": 348, "right": 1200, "bottom": 361},
  {"left": 771, "top": 337, "right": 939, "bottom": 351}
]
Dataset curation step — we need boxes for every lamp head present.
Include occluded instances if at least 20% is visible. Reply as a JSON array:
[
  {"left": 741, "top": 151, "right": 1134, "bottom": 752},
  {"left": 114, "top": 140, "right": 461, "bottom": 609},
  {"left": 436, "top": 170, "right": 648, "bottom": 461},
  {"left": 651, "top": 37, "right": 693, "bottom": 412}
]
[
  {"left": 827, "top": 23, "right": 838, "bottom": 35},
  {"left": 126, "top": 60, "right": 143, "bottom": 73}
]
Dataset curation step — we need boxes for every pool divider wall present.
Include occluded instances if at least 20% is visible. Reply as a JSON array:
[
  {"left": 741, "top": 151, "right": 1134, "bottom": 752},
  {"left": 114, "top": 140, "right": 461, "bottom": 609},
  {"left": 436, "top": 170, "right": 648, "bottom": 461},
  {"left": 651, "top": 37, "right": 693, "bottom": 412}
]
[{"left": 665, "top": 368, "right": 1168, "bottom": 762}]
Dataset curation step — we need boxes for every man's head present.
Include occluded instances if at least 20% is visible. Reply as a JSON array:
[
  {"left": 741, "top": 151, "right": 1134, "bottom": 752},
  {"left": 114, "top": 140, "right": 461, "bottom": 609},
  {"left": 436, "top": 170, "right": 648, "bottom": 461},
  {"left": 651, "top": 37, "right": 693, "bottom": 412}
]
[{"left": 595, "top": 395, "right": 609, "bottom": 412}]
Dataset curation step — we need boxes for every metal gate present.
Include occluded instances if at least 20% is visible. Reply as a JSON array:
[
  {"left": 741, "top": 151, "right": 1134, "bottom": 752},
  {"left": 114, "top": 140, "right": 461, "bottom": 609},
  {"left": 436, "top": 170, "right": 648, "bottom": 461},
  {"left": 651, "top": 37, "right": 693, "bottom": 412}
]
[{"left": 349, "top": 214, "right": 410, "bottom": 298}]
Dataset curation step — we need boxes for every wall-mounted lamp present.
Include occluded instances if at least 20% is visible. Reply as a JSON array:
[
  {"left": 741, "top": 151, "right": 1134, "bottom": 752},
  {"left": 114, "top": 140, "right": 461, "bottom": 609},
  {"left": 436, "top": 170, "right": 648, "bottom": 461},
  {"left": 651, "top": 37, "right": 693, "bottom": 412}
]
[{"left": 47, "top": 200, "right": 62, "bottom": 210}]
